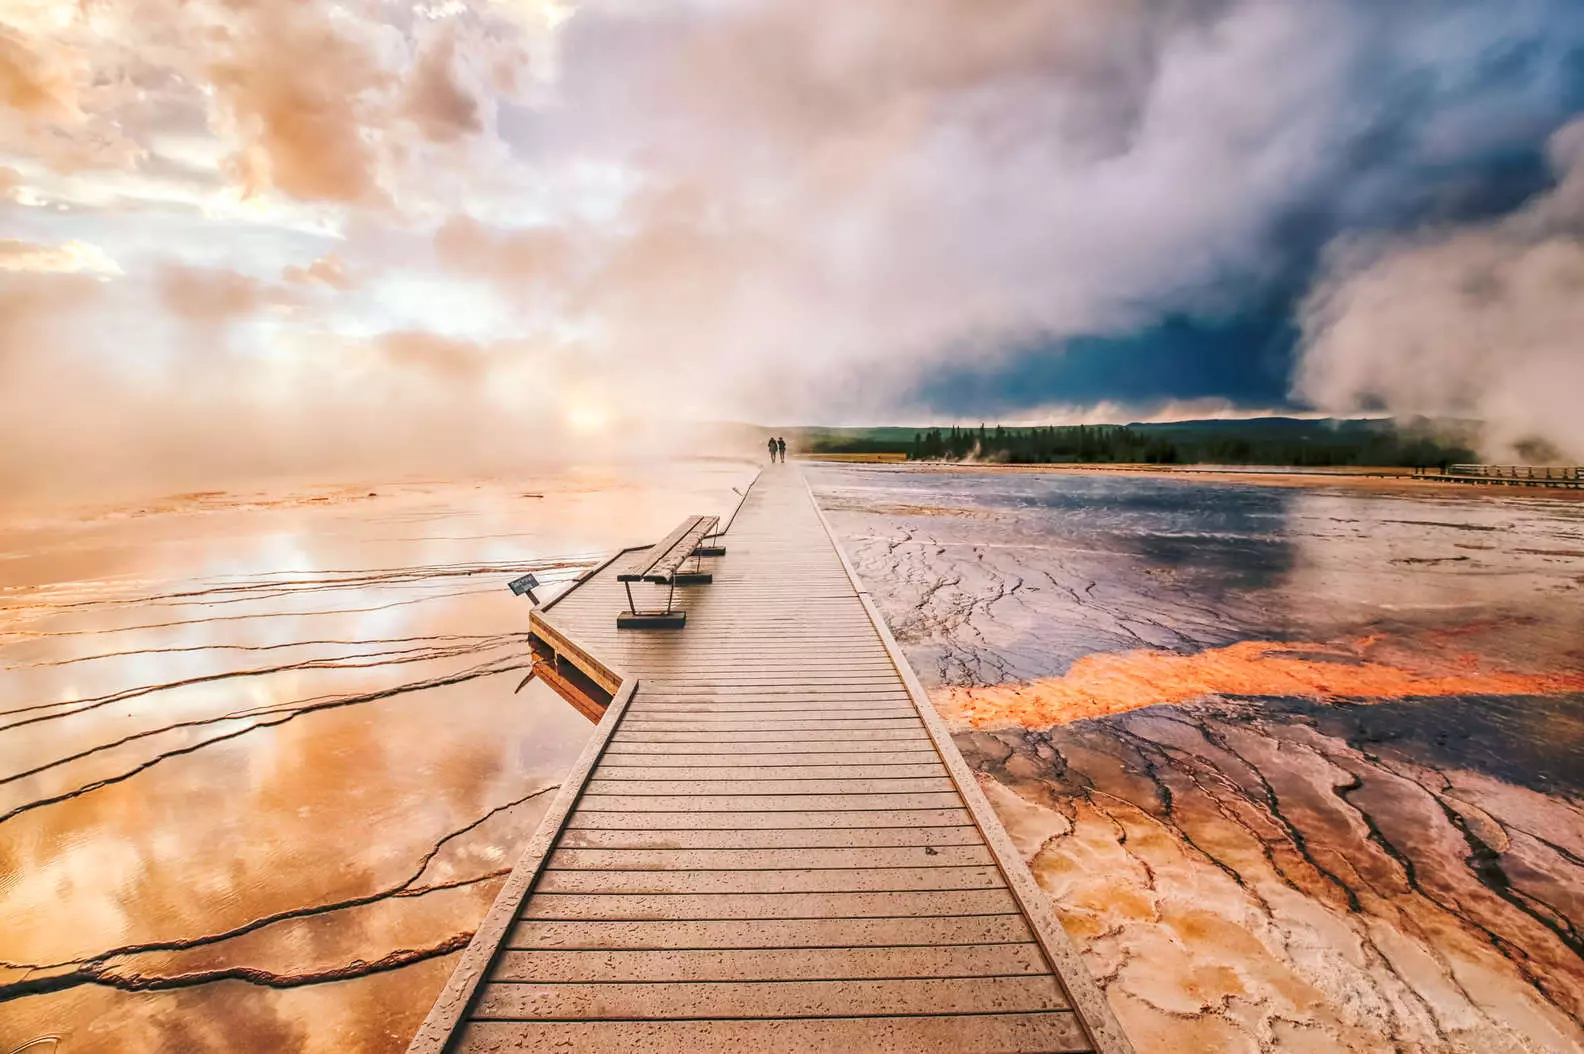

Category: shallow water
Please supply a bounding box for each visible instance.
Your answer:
[812,464,1584,1053]
[0,460,755,1053]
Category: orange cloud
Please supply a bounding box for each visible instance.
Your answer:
[156,264,295,322]
[404,28,481,143]
[209,2,389,204]
[934,639,1584,729]
[0,239,120,275]
[282,255,356,291]
[433,214,572,289]
[0,26,78,119]
[377,330,488,382]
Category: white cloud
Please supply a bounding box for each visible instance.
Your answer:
[1296,118,1584,462]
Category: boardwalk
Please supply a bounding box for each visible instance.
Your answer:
[409,465,1131,1053]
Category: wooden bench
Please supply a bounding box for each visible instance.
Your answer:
[615,514,721,628]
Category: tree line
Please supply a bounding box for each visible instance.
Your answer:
[808,423,1477,468]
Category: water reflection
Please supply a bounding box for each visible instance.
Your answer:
[0,461,754,1053]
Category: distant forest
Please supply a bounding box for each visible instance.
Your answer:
[798,418,1479,468]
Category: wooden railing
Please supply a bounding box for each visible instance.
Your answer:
[1449,464,1582,482]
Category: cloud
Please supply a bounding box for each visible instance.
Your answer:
[482,0,1584,419]
[283,255,357,290]
[433,214,572,292]
[207,1,391,204]
[0,24,79,119]
[1295,118,1584,462]
[155,263,296,323]
[0,238,121,275]
[377,329,490,382]
[404,27,483,143]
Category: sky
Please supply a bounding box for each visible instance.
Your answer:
[2,0,1583,498]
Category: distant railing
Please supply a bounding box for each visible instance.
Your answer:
[1449,464,1582,481]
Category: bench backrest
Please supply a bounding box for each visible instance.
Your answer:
[617,515,720,583]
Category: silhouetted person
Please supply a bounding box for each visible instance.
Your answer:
[767,437,778,464]
[777,436,787,462]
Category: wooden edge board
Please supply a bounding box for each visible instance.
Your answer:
[528,609,622,695]
[799,468,1137,1054]
[718,466,763,536]
[404,671,639,1054]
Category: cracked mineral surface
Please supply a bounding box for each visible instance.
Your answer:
[0,461,755,1053]
[813,464,1584,1054]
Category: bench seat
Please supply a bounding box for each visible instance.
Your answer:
[617,515,719,584]
[616,515,722,628]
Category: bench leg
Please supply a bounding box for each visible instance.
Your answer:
[675,549,714,585]
[618,610,687,629]
[618,579,687,629]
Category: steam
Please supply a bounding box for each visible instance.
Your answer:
[1295,119,1584,463]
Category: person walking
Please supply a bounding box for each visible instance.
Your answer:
[767,436,779,464]
[776,436,787,463]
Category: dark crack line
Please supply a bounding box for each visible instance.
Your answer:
[6,560,593,615]
[0,588,503,644]
[0,657,533,827]
[4,933,473,998]
[0,786,555,998]
[0,639,519,728]
[7,633,516,671]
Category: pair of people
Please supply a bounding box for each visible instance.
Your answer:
[766,436,787,463]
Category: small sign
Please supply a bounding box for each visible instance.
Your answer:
[508,573,540,597]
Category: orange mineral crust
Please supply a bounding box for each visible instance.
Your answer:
[933,638,1584,729]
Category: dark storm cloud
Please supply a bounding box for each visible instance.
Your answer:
[906,311,1299,417]
[886,0,1584,421]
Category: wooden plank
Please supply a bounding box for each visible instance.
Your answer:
[575,792,965,812]
[600,742,939,757]
[565,808,973,830]
[490,943,1048,983]
[470,975,1069,1019]
[557,826,983,851]
[613,730,930,743]
[456,1013,1092,1053]
[623,705,923,718]
[593,764,949,780]
[505,914,1035,950]
[622,688,911,699]
[548,845,994,870]
[619,718,924,730]
[519,888,1022,920]
[583,777,954,796]
[596,750,943,767]
[534,865,1006,895]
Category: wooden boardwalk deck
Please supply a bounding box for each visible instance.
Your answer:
[408,465,1132,1053]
